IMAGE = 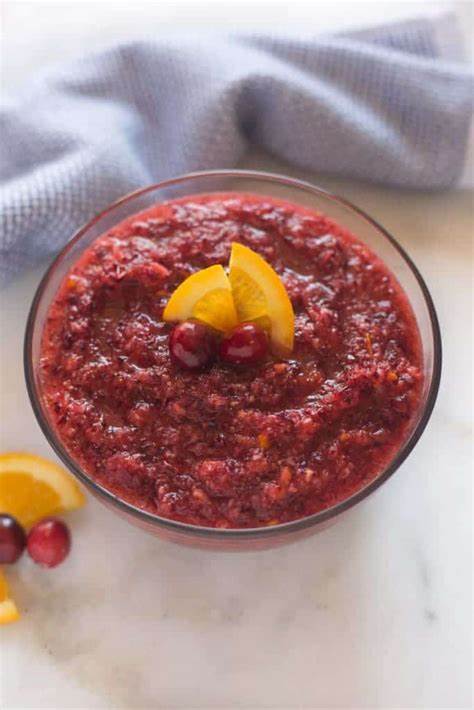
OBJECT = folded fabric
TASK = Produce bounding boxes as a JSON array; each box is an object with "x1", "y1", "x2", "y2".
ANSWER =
[{"x1": 1, "y1": 14, "x2": 473, "y2": 284}]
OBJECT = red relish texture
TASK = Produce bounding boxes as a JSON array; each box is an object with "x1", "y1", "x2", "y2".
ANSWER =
[{"x1": 40, "y1": 194, "x2": 423, "y2": 528}]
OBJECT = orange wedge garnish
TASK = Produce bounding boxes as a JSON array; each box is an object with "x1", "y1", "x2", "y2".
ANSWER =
[
  {"x1": 0, "y1": 570, "x2": 20, "y2": 625},
  {"x1": 0, "y1": 452, "x2": 86, "y2": 529},
  {"x1": 163, "y1": 264, "x2": 238, "y2": 333},
  {"x1": 229, "y1": 243, "x2": 294, "y2": 354},
  {"x1": 162, "y1": 245, "x2": 295, "y2": 354}
]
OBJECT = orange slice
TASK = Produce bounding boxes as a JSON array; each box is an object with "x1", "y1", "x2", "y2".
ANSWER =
[
  {"x1": 0, "y1": 452, "x2": 86, "y2": 529},
  {"x1": 0, "y1": 570, "x2": 20, "y2": 625},
  {"x1": 229, "y1": 243, "x2": 294, "y2": 354},
  {"x1": 163, "y1": 264, "x2": 238, "y2": 333}
]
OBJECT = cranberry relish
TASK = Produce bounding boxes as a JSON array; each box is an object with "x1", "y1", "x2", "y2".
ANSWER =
[{"x1": 40, "y1": 194, "x2": 422, "y2": 528}]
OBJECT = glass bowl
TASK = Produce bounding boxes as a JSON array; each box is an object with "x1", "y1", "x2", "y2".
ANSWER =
[{"x1": 24, "y1": 170, "x2": 442, "y2": 550}]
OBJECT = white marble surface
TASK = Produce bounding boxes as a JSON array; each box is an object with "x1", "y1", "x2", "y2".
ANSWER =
[{"x1": 1, "y1": 2, "x2": 473, "y2": 709}]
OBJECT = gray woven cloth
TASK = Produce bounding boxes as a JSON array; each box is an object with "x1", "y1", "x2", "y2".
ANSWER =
[{"x1": 1, "y1": 15, "x2": 473, "y2": 284}]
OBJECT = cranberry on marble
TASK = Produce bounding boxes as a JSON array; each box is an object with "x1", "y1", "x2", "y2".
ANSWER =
[
  {"x1": 27, "y1": 518, "x2": 71, "y2": 568},
  {"x1": 0, "y1": 514, "x2": 26, "y2": 564}
]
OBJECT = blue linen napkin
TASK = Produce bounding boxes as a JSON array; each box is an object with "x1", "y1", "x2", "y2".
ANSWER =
[{"x1": 1, "y1": 15, "x2": 473, "y2": 284}]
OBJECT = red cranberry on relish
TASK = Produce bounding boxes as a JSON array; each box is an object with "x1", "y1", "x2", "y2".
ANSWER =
[
  {"x1": 220, "y1": 323, "x2": 268, "y2": 365},
  {"x1": 0, "y1": 514, "x2": 26, "y2": 564},
  {"x1": 27, "y1": 518, "x2": 71, "y2": 568},
  {"x1": 169, "y1": 320, "x2": 217, "y2": 370}
]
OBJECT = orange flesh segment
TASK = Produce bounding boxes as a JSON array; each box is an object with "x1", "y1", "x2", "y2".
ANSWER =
[
  {"x1": 0, "y1": 452, "x2": 85, "y2": 529},
  {"x1": 0, "y1": 571, "x2": 20, "y2": 624},
  {"x1": 229, "y1": 242, "x2": 294, "y2": 354},
  {"x1": 0, "y1": 473, "x2": 61, "y2": 529},
  {"x1": 162, "y1": 264, "x2": 238, "y2": 333}
]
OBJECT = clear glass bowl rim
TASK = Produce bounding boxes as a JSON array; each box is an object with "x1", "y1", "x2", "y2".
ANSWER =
[{"x1": 24, "y1": 169, "x2": 442, "y2": 540}]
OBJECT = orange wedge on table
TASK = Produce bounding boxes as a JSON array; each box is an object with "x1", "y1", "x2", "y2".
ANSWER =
[
  {"x1": 0, "y1": 453, "x2": 85, "y2": 625},
  {"x1": 0, "y1": 452, "x2": 85, "y2": 529},
  {"x1": 163, "y1": 244, "x2": 295, "y2": 355},
  {"x1": 0, "y1": 570, "x2": 19, "y2": 625}
]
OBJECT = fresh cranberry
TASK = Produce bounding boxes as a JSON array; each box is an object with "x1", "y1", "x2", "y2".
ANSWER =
[
  {"x1": 27, "y1": 518, "x2": 71, "y2": 568},
  {"x1": 0, "y1": 514, "x2": 26, "y2": 564},
  {"x1": 169, "y1": 321, "x2": 217, "y2": 370},
  {"x1": 220, "y1": 323, "x2": 268, "y2": 365}
]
